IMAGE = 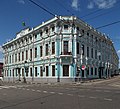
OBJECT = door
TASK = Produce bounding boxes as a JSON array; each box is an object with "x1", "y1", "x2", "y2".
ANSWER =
[
  {"x1": 99, "y1": 68, "x2": 101, "y2": 79},
  {"x1": 63, "y1": 65, "x2": 69, "y2": 76}
]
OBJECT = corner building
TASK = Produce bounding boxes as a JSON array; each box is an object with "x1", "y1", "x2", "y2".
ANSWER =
[{"x1": 2, "y1": 16, "x2": 119, "y2": 82}]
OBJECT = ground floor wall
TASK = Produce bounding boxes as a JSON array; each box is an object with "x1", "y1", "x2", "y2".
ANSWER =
[{"x1": 3, "y1": 62, "x2": 112, "y2": 83}]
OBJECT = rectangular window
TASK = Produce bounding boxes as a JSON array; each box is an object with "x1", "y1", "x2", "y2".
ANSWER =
[
  {"x1": 12, "y1": 55, "x2": 14, "y2": 63},
  {"x1": 10, "y1": 70, "x2": 11, "y2": 77},
  {"x1": 91, "y1": 48, "x2": 93, "y2": 58},
  {"x1": 22, "y1": 69, "x2": 24, "y2": 77},
  {"x1": 82, "y1": 29, "x2": 84, "y2": 34},
  {"x1": 35, "y1": 34, "x2": 37, "y2": 39},
  {"x1": 9, "y1": 55, "x2": 11, "y2": 63},
  {"x1": 64, "y1": 41, "x2": 68, "y2": 55},
  {"x1": 26, "y1": 68, "x2": 28, "y2": 77},
  {"x1": 52, "y1": 42, "x2": 55, "y2": 54},
  {"x1": 91, "y1": 67, "x2": 93, "y2": 75},
  {"x1": 95, "y1": 50, "x2": 97, "y2": 59},
  {"x1": 30, "y1": 49, "x2": 32, "y2": 61},
  {"x1": 81, "y1": 44, "x2": 84, "y2": 55},
  {"x1": 16, "y1": 70, "x2": 17, "y2": 77},
  {"x1": 13, "y1": 69, "x2": 14, "y2": 77},
  {"x1": 46, "y1": 44, "x2": 48, "y2": 56},
  {"x1": 52, "y1": 65, "x2": 55, "y2": 76},
  {"x1": 46, "y1": 66, "x2": 48, "y2": 76},
  {"x1": 64, "y1": 25, "x2": 68, "y2": 30},
  {"x1": 77, "y1": 27, "x2": 79, "y2": 31},
  {"x1": 63, "y1": 65, "x2": 69, "y2": 76},
  {"x1": 25, "y1": 39, "x2": 28, "y2": 44},
  {"x1": 77, "y1": 42, "x2": 79, "y2": 54},
  {"x1": 35, "y1": 47, "x2": 37, "y2": 58},
  {"x1": 26, "y1": 50, "x2": 28, "y2": 60},
  {"x1": 95, "y1": 68, "x2": 97, "y2": 75},
  {"x1": 52, "y1": 26, "x2": 55, "y2": 32},
  {"x1": 22, "y1": 51, "x2": 24, "y2": 61},
  {"x1": 30, "y1": 36, "x2": 32, "y2": 42},
  {"x1": 87, "y1": 67, "x2": 89, "y2": 76},
  {"x1": 40, "y1": 46, "x2": 42, "y2": 57},
  {"x1": 40, "y1": 66, "x2": 43, "y2": 77},
  {"x1": 87, "y1": 47, "x2": 89, "y2": 57},
  {"x1": 46, "y1": 29, "x2": 48, "y2": 34},
  {"x1": 40, "y1": 32, "x2": 43, "y2": 36},
  {"x1": 30, "y1": 68, "x2": 32, "y2": 77},
  {"x1": 15, "y1": 54, "x2": 17, "y2": 62},
  {"x1": 35, "y1": 67, "x2": 37, "y2": 77},
  {"x1": 87, "y1": 33, "x2": 89, "y2": 36},
  {"x1": 18, "y1": 53, "x2": 20, "y2": 61}
]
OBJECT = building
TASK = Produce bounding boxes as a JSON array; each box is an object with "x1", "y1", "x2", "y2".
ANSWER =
[
  {"x1": 2, "y1": 16, "x2": 119, "y2": 82},
  {"x1": 0, "y1": 62, "x2": 3, "y2": 77}
]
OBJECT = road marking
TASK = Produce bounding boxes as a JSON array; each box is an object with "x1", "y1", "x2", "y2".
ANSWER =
[
  {"x1": 31, "y1": 89, "x2": 35, "y2": 92},
  {"x1": 37, "y1": 90, "x2": 41, "y2": 92},
  {"x1": 43, "y1": 91, "x2": 48, "y2": 93},
  {"x1": 27, "y1": 89, "x2": 30, "y2": 91},
  {"x1": 18, "y1": 88, "x2": 21, "y2": 89},
  {"x1": 0, "y1": 86, "x2": 9, "y2": 89},
  {"x1": 79, "y1": 89, "x2": 84, "y2": 91},
  {"x1": 78, "y1": 95, "x2": 85, "y2": 98},
  {"x1": 115, "y1": 91, "x2": 120, "y2": 93},
  {"x1": 58, "y1": 93, "x2": 63, "y2": 95},
  {"x1": 104, "y1": 98, "x2": 112, "y2": 101},
  {"x1": 22, "y1": 88, "x2": 25, "y2": 90},
  {"x1": 89, "y1": 96, "x2": 97, "y2": 99},
  {"x1": 9, "y1": 86, "x2": 17, "y2": 88},
  {"x1": 104, "y1": 90, "x2": 111, "y2": 92},
  {"x1": 50, "y1": 92, "x2": 55, "y2": 94},
  {"x1": 3, "y1": 93, "x2": 7, "y2": 96},
  {"x1": 66, "y1": 88, "x2": 70, "y2": 89},
  {"x1": 95, "y1": 90, "x2": 101, "y2": 92},
  {"x1": 67, "y1": 94, "x2": 73, "y2": 96}
]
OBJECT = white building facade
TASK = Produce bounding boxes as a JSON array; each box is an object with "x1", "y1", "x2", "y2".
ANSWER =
[{"x1": 2, "y1": 16, "x2": 119, "y2": 82}]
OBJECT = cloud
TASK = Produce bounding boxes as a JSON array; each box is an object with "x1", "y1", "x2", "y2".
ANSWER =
[
  {"x1": 87, "y1": 2, "x2": 94, "y2": 9},
  {"x1": 71, "y1": 0, "x2": 80, "y2": 11},
  {"x1": 117, "y1": 50, "x2": 120, "y2": 58},
  {"x1": 17, "y1": 0, "x2": 25, "y2": 5},
  {"x1": 117, "y1": 50, "x2": 120, "y2": 53},
  {"x1": 87, "y1": 0, "x2": 117, "y2": 9}
]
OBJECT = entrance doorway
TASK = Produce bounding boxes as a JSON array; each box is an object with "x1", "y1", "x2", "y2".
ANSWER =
[
  {"x1": 82, "y1": 70, "x2": 84, "y2": 77},
  {"x1": 63, "y1": 65, "x2": 69, "y2": 76}
]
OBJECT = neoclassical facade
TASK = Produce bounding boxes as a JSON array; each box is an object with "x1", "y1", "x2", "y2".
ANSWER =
[{"x1": 2, "y1": 16, "x2": 119, "y2": 82}]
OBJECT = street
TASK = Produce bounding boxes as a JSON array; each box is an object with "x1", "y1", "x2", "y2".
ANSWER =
[{"x1": 0, "y1": 76, "x2": 120, "y2": 109}]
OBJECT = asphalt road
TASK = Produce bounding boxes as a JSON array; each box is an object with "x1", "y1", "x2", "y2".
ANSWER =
[{"x1": 0, "y1": 76, "x2": 120, "y2": 109}]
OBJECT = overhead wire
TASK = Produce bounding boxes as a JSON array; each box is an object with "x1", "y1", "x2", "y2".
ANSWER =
[
  {"x1": 28, "y1": 0, "x2": 120, "y2": 38},
  {"x1": 53, "y1": 0, "x2": 74, "y2": 16},
  {"x1": 84, "y1": 1, "x2": 120, "y2": 21}
]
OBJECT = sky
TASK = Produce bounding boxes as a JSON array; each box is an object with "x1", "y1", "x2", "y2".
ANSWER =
[{"x1": 0, "y1": 0, "x2": 120, "y2": 66}]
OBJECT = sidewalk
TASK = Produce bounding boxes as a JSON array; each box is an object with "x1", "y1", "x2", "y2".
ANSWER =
[{"x1": 1, "y1": 75, "x2": 120, "y2": 86}]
